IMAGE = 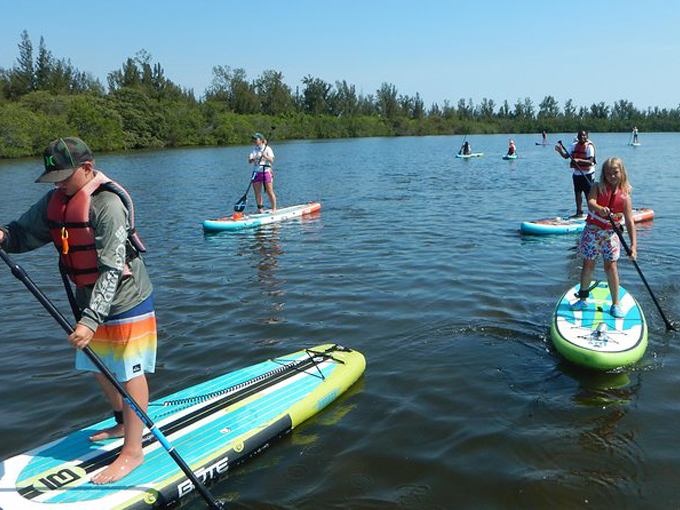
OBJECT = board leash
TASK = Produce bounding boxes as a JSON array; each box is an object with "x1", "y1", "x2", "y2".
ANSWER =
[{"x1": 156, "y1": 344, "x2": 348, "y2": 407}]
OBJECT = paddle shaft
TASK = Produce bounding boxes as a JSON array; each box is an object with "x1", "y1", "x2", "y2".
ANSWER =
[
  {"x1": 234, "y1": 171, "x2": 257, "y2": 208},
  {"x1": 0, "y1": 247, "x2": 223, "y2": 509},
  {"x1": 607, "y1": 216, "x2": 677, "y2": 331}
]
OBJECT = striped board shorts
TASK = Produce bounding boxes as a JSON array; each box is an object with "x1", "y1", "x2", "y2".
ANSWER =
[{"x1": 76, "y1": 294, "x2": 157, "y2": 382}]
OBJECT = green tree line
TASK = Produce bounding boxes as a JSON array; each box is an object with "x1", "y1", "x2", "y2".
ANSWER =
[{"x1": 1, "y1": 31, "x2": 678, "y2": 158}]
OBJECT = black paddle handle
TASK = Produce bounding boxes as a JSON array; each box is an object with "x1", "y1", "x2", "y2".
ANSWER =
[{"x1": 0, "y1": 248, "x2": 224, "y2": 509}]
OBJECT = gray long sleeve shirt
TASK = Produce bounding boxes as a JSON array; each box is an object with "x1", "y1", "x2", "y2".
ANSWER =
[{"x1": 1, "y1": 186, "x2": 153, "y2": 332}]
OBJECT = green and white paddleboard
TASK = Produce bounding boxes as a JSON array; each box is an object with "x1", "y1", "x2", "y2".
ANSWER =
[
  {"x1": 0, "y1": 344, "x2": 365, "y2": 509},
  {"x1": 550, "y1": 281, "x2": 647, "y2": 370}
]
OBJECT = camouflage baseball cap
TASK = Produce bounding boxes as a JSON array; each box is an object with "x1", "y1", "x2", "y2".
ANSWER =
[{"x1": 36, "y1": 137, "x2": 93, "y2": 183}]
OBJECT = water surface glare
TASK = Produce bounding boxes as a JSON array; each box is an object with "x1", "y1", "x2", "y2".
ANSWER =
[{"x1": 1, "y1": 133, "x2": 679, "y2": 509}]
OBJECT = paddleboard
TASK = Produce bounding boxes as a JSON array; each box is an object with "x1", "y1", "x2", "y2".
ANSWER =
[
  {"x1": 520, "y1": 208, "x2": 654, "y2": 235},
  {"x1": 455, "y1": 153, "x2": 484, "y2": 159},
  {"x1": 502, "y1": 154, "x2": 518, "y2": 160},
  {"x1": 630, "y1": 142, "x2": 641, "y2": 147},
  {"x1": 550, "y1": 281, "x2": 647, "y2": 370},
  {"x1": 203, "y1": 202, "x2": 321, "y2": 232},
  {"x1": 535, "y1": 142, "x2": 551, "y2": 145},
  {"x1": 0, "y1": 343, "x2": 365, "y2": 509}
]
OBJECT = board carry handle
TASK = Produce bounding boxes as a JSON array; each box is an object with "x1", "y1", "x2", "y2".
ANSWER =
[
  {"x1": 606, "y1": 216, "x2": 677, "y2": 331},
  {"x1": 0, "y1": 247, "x2": 224, "y2": 509}
]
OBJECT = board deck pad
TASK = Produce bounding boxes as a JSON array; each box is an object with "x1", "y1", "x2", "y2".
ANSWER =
[
  {"x1": 203, "y1": 202, "x2": 321, "y2": 232},
  {"x1": 0, "y1": 344, "x2": 365, "y2": 509},
  {"x1": 550, "y1": 281, "x2": 648, "y2": 370},
  {"x1": 520, "y1": 208, "x2": 654, "y2": 235}
]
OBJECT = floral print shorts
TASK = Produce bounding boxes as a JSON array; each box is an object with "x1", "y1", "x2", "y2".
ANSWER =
[{"x1": 577, "y1": 224, "x2": 620, "y2": 262}]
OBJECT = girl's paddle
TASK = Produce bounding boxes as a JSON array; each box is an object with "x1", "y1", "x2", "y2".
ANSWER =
[
  {"x1": 0, "y1": 247, "x2": 224, "y2": 510},
  {"x1": 234, "y1": 126, "x2": 275, "y2": 213},
  {"x1": 606, "y1": 215, "x2": 677, "y2": 331}
]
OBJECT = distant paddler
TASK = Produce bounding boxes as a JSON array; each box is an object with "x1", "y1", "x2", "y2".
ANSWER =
[
  {"x1": 632, "y1": 126, "x2": 639, "y2": 145},
  {"x1": 248, "y1": 132, "x2": 277, "y2": 213},
  {"x1": 507, "y1": 139, "x2": 517, "y2": 157},
  {"x1": 555, "y1": 130, "x2": 597, "y2": 218}
]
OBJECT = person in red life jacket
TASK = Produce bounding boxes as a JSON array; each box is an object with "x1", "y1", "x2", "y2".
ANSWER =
[
  {"x1": 0, "y1": 137, "x2": 156, "y2": 485},
  {"x1": 555, "y1": 130, "x2": 597, "y2": 217},
  {"x1": 248, "y1": 132, "x2": 277, "y2": 213},
  {"x1": 507, "y1": 139, "x2": 516, "y2": 156},
  {"x1": 570, "y1": 157, "x2": 637, "y2": 318}
]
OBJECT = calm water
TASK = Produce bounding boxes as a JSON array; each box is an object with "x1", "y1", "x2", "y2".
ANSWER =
[{"x1": 1, "y1": 133, "x2": 679, "y2": 509}]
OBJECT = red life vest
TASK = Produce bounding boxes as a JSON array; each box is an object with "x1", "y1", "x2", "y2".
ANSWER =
[
  {"x1": 585, "y1": 184, "x2": 627, "y2": 230},
  {"x1": 570, "y1": 141, "x2": 596, "y2": 172},
  {"x1": 46, "y1": 171, "x2": 146, "y2": 288},
  {"x1": 508, "y1": 143, "x2": 516, "y2": 155}
]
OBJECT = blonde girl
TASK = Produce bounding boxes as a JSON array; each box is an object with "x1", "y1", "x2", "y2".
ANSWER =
[{"x1": 570, "y1": 157, "x2": 637, "y2": 318}]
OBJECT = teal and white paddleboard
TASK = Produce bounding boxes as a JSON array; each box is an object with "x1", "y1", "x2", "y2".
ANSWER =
[
  {"x1": 0, "y1": 344, "x2": 365, "y2": 509},
  {"x1": 455, "y1": 152, "x2": 484, "y2": 159},
  {"x1": 550, "y1": 281, "x2": 647, "y2": 370},
  {"x1": 203, "y1": 202, "x2": 321, "y2": 232},
  {"x1": 502, "y1": 154, "x2": 518, "y2": 160}
]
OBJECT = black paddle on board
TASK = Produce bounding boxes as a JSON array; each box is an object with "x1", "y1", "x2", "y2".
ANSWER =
[
  {"x1": 0, "y1": 247, "x2": 225, "y2": 509},
  {"x1": 234, "y1": 127, "x2": 275, "y2": 213}
]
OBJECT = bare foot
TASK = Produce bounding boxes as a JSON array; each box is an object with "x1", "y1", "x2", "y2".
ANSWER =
[
  {"x1": 91, "y1": 452, "x2": 144, "y2": 484},
  {"x1": 89, "y1": 424, "x2": 124, "y2": 441}
]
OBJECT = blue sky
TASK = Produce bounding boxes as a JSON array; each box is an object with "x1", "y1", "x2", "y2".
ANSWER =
[{"x1": 1, "y1": 0, "x2": 677, "y2": 110}]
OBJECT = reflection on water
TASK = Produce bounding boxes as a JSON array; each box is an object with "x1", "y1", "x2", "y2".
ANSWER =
[{"x1": 248, "y1": 228, "x2": 284, "y2": 287}]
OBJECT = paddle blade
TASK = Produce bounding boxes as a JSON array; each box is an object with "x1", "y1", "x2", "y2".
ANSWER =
[{"x1": 234, "y1": 195, "x2": 247, "y2": 212}]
